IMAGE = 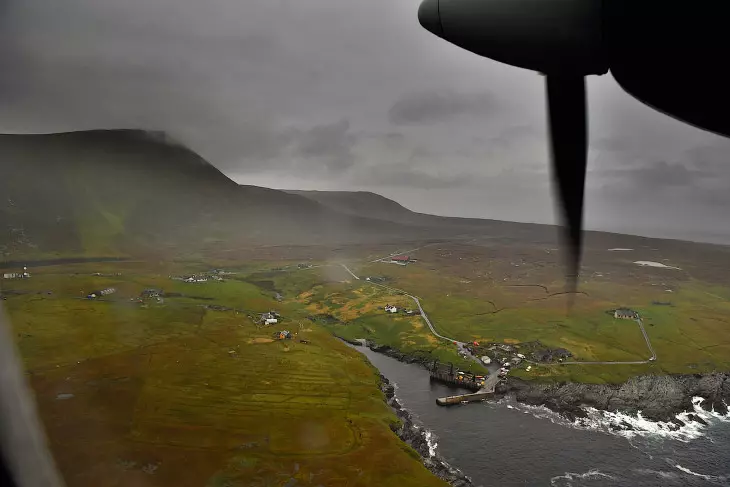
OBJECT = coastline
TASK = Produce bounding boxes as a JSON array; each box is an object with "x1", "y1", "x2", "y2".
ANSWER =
[
  {"x1": 495, "y1": 373, "x2": 730, "y2": 426},
  {"x1": 358, "y1": 338, "x2": 729, "y2": 427},
  {"x1": 378, "y1": 374, "x2": 474, "y2": 487},
  {"x1": 343, "y1": 337, "x2": 472, "y2": 486}
]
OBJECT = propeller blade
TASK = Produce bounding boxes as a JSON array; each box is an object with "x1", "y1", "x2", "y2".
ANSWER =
[{"x1": 546, "y1": 75, "x2": 587, "y2": 299}]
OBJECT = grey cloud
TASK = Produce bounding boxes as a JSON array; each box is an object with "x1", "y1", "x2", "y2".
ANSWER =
[
  {"x1": 600, "y1": 161, "x2": 699, "y2": 188},
  {"x1": 3, "y1": 0, "x2": 730, "y2": 241},
  {"x1": 288, "y1": 119, "x2": 356, "y2": 172},
  {"x1": 388, "y1": 90, "x2": 498, "y2": 125},
  {"x1": 356, "y1": 165, "x2": 473, "y2": 189}
]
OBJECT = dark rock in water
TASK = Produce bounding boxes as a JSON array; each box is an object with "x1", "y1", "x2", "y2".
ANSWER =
[
  {"x1": 378, "y1": 375, "x2": 474, "y2": 487},
  {"x1": 495, "y1": 372, "x2": 730, "y2": 423},
  {"x1": 687, "y1": 414, "x2": 708, "y2": 426}
]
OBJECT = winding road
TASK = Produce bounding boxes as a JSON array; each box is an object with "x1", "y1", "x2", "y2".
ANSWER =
[
  {"x1": 340, "y1": 263, "x2": 460, "y2": 344},
  {"x1": 339, "y1": 263, "x2": 490, "y2": 369},
  {"x1": 340, "y1": 255, "x2": 658, "y2": 367}
]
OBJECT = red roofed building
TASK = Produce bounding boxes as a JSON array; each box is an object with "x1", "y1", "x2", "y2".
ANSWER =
[{"x1": 391, "y1": 255, "x2": 410, "y2": 262}]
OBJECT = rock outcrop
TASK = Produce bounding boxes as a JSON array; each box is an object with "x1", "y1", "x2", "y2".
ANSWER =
[
  {"x1": 379, "y1": 375, "x2": 473, "y2": 487},
  {"x1": 496, "y1": 372, "x2": 730, "y2": 422}
]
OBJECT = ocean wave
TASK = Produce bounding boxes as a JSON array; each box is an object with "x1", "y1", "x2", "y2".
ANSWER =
[
  {"x1": 550, "y1": 469, "x2": 614, "y2": 486},
  {"x1": 424, "y1": 429, "x2": 438, "y2": 457},
  {"x1": 674, "y1": 464, "x2": 730, "y2": 485},
  {"x1": 388, "y1": 382, "x2": 440, "y2": 459},
  {"x1": 499, "y1": 396, "x2": 730, "y2": 442},
  {"x1": 634, "y1": 468, "x2": 680, "y2": 481}
]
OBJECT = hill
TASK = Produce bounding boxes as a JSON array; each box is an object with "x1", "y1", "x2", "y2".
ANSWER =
[
  {"x1": 3, "y1": 129, "x2": 725, "y2": 263},
  {"x1": 0, "y1": 130, "x2": 435, "y2": 259},
  {"x1": 287, "y1": 189, "x2": 563, "y2": 242}
]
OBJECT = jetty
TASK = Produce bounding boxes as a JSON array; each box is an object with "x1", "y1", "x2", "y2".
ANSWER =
[
  {"x1": 436, "y1": 390, "x2": 494, "y2": 406},
  {"x1": 429, "y1": 360, "x2": 501, "y2": 405}
]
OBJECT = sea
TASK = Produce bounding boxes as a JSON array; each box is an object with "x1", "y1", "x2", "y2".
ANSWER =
[{"x1": 353, "y1": 346, "x2": 730, "y2": 487}]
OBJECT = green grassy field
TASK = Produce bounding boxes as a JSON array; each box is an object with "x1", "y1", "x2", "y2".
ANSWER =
[
  {"x1": 341, "y1": 244, "x2": 730, "y2": 383},
  {"x1": 2, "y1": 261, "x2": 448, "y2": 487},
  {"x1": 5, "y1": 241, "x2": 730, "y2": 486}
]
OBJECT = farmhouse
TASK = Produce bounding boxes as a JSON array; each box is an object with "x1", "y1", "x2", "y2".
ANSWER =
[
  {"x1": 390, "y1": 255, "x2": 415, "y2": 265},
  {"x1": 384, "y1": 304, "x2": 398, "y2": 313},
  {"x1": 141, "y1": 289, "x2": 163, "y2": 299},
  {"x1": 261, "y1": 311, "x2": 281, "y2": 325},
  {"x1": 614, "y1": 308, "x2": 639, "y2": 320},
  {"x1": 3, "y1": 267, "x2": 30, "y2": 279}
]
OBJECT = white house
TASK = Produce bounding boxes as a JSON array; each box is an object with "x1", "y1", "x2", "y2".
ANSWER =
[
  {"x1": 265, "y1": 318, "x2": 278, "y2": 325},
  {"x1": 385, "y1": 305, "x2": 398, "y2": 313},
  {"x1": 480, "y1": 356, "x2": 491, "y2": 365},
  {"x1": 3, "y1": 270, "x2": 30, "y2": 279}
]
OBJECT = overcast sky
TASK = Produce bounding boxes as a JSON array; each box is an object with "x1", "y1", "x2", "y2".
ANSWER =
[{"x1": 2, "y1": 0, "x2": 730, "y2": 243}]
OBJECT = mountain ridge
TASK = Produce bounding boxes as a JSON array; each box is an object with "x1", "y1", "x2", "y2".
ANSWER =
[{"x1": 2, "y1": 129, "x2": 727, "y2": 261}]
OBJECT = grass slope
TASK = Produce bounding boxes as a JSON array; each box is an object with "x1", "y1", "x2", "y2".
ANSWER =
[
  {"x1": 0, "y1": 130, "x2": 437, "y2": 260},
  {"x1": 3, "y1": 261, "x2": 446, "y2": 487}
]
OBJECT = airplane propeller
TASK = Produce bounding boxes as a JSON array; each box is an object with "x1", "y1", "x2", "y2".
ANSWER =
[{"x1": 417, "y1": 0, "x2": 606, "y2": 293}]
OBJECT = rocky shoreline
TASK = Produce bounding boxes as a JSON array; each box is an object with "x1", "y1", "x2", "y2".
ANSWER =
[
  {"x1": 495, "y1": 373, "x2": 730, "y2": 425},
  {"x1": 378, "y1": 374, "x2": 473, "y2": 487},
  {"x1": 362, "y1": 339, "x2": 730, "y2": 426}
]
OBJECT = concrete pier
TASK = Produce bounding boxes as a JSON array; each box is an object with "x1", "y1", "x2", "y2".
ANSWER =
[
  {"x1": 436, "y1": 373, "x2": 500, "y2": 406},
  {"x1": 436, "y1": 391, "x2": 493, "y2": 406}
]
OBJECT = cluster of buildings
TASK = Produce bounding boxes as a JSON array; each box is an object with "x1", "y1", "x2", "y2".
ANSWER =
[
  {"x1": 2, "y1": 267, "x2": 30, "y2": 280},
  {"x1": 87, "y1": 288, "x2": 116, "y2": 299},
  {"x1": 260, "y1": 311, "x2": 281, "y2": 325},
  {"x1": 383, "y1": 304, "x2": 419, "y2": 316},
  {"x1": 171, "y1": 269, "x2": 230, "y2": 283}
]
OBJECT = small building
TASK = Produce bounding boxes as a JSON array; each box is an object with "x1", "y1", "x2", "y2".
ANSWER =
[
  {"x1": 261, "y1": 311, "x2": 280, "y2": 325},
  {"x1": 390, "y1": 255, "x2": 412, "y2": 265},
  {"x1": 141, "y1": 289, "x2": 163, "y2": 299},
  {"x1": 384, "y1": 305, "x2": 398, "y2": 313},
  {"x1": 480, "y1": 356, "x2": 491, "y2": 365},
  {"x1": 614, "y1": 308, "x2": 639, "y2": 320},
  {"x1": 516, "y1": 353, "x2": 526, "y2": 360},
  {"x1": 100, "y1": 287, "x2": 116, "y2": 296},
  {"x1": 511, "y1": 357, "x2": 522, "y2": 365}
]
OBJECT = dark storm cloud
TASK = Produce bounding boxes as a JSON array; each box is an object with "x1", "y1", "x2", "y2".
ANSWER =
[
  {"x1": 357, "y1": 164, "x2": 472, "y2": 189},
  {"x1": 3, "y1": 0, "x2": 730, "y2": 241},
  {"x1": 388, "y1": 90, "x2": 498, "y2": 125},
  {"x1": 598, "y1": 160, "x2": 701, "y2": 188},
  {"x1": 288, "y1": 119, "x2": 357, "y2": 172}
]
